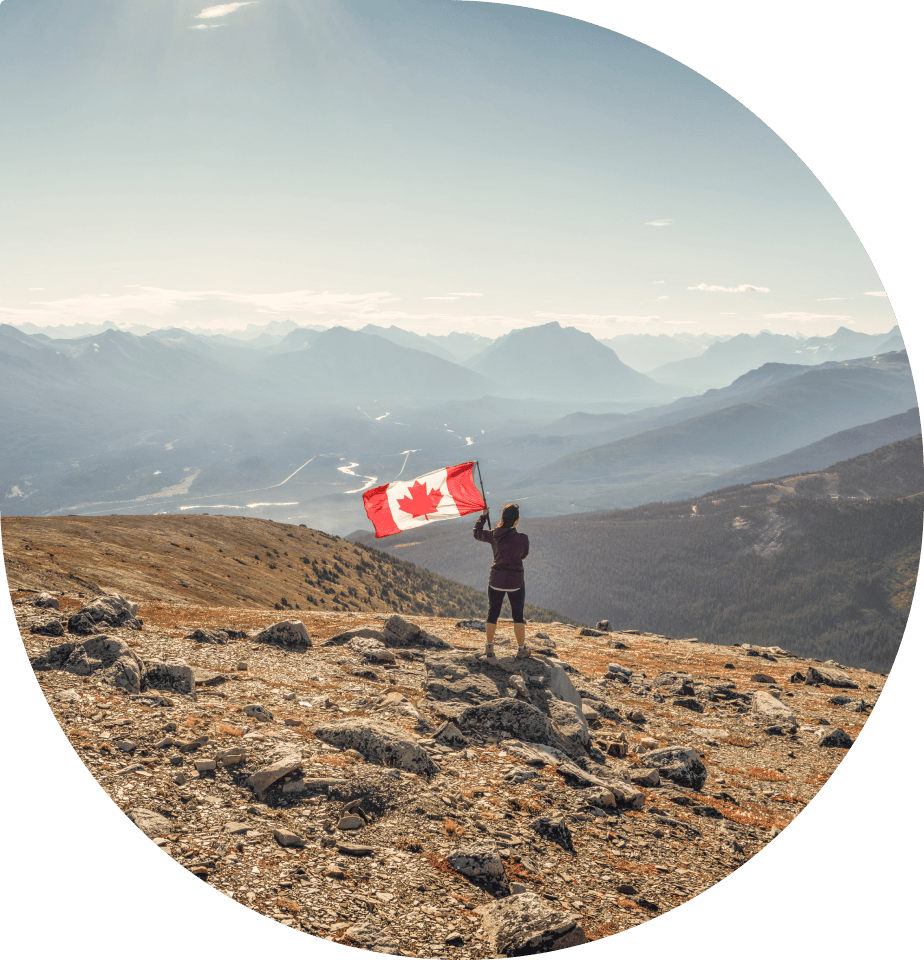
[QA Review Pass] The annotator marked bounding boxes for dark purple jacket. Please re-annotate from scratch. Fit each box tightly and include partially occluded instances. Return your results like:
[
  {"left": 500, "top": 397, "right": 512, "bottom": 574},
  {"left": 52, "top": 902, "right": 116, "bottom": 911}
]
[{"left": 474, "top": 514, "right": 529, "bottom": 590}]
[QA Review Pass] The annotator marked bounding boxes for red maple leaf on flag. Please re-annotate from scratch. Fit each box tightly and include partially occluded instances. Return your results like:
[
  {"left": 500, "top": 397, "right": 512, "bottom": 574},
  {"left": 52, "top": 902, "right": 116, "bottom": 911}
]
[{"left": 397, "top": 481, "right": 444, "bottom": 518}]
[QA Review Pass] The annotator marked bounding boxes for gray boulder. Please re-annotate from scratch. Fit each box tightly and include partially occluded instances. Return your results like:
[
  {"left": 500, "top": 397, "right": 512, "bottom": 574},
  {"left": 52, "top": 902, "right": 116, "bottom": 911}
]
[
  {"left": 751, "top": 690, "right": 797, "bottom": 723},
  {"left": 127, "top": 808, "right": 170, "bottom": 837},
  {"left": 246, "top": 753, "right": 303, "bottom": 795},
  {"left": 311, "top": 719, "right": 438, "bottom": 776},
  {"left": 67, "top": 594, "right": 142, "bottom": 634},
  {"left": 529, "top": 817, "right": 574, "bottom": 851},
  {"left": 818, "top": 727, "right": 853, "bottom": 749},
  {"left": 382, "top": 614, "right": 450, "bottom": 649},
  {"left": 33, "top": 592, "right": 60, "bottom": 610},
  {"left": 143, "top": 658, "right": 195, "bottom": 696},
  {"left": 31, "top": 620, "right": 64, "bottom": 637},
  {"left": 448, "top": 846, "right": 506, "bottom": 880},
  {"left": 433, "top": 721, "right": 469, "bottom": 749},
  {"left": 643, "top": 745, "right": 708, "bottom": 791},
  {"left": 244, "top": 704, "right": 274, "bottom": 723},
  {"left": 456, "top": 619, "right": 486, "bottom": 631},
  {"left": 595, "top": 620, "right": 611, "bottom": 632},
  {"left": 480, "top": 892, "right": 586, "bottom": 956},
  {"left": 30, "top": 635, "right": 143, "bottom": 694},
  {"left": 806, "top": 665, "right": 859, "bottom": 689},
  {"left": 425, "top": 651, "right": 589, "bottom": 759},
  {"left": 187, "top": 628, "right": 228, "bottom": 644},
  {"left": 252, "top": 620, "right": 311, "bottom": 650}
]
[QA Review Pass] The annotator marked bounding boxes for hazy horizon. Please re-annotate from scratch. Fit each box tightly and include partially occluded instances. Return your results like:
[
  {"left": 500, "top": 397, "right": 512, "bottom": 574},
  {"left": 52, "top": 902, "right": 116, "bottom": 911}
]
[{"left": 0, "top": 0, "right": 897, "bottom": 341}]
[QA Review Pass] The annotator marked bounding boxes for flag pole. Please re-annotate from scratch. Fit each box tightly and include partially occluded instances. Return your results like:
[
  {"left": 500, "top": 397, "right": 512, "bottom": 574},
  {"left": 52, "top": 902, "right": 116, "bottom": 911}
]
[{"left": 474, "top": 460, "right": 491, "bottom": 529}]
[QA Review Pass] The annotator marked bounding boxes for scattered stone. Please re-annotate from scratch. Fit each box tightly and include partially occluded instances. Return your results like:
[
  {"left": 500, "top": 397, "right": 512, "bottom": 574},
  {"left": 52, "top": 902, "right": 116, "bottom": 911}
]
[
  {"left": 673, "top": 697, "right": 704, "bottom": 713},
  {"left": 504, "top": 766, "right": 539, "bottom": 784},
  {"left": 817, "top": 727, "right": 853, "bottom": 749},
  {"left": 448, "top": 846, "right": 506, "bottom": 880},
  {"left": 629, "top": 768, "right": 660, "bottom": 787},
  {"left": 790, "top": 671, "right": 806, "bottom": 683},
  {"left": 244, "top": 704, "right": 273, "bottom": 723},
  {"left": 252, "top": 619, "right": 312, "bottom": 650},
  {"left": 187, "top": 628, "right": 228, "bottom": 644},
  {"left": 456, "top": 620, "right": 486, "bottom": 631},
  {"left": 643, "top": 746, "right": 708, "bottom": 791},
  {"left": 237, "top": 661, "right": 248, "bottom": 671},
  {"left": 143, "top": 658, "right": 195, "bottom": 696},
  {"left": 750, "top": 673, "right": 776, "bottom": 684},
  {"left": 578, "top": 627, "right": 604, "bottom": 637},
  {"left": 338, "top": 815, "right": 364, "bottom": 831},
  {"left": 433, "top": 721, "right": 469, "bottom": 749},
  {"left": 529, "top": 817, "right": 573, "bottom": 851},
  {"left": 595, "top": 620, "right": 611, "bottom": 632},
  {"left": 628, "top": 709, "right": 646, "bottom": 724},
  {"left": 31, "top": 620, "right": 65, "bottom": 637},
  {"left": 127, "top": 808, "right": 170, "bottom": 837},
  {"left": 345, "top": 921, "right": 402, "bottom": 955},
  {"left": 751, "top": 690, "right": 797, "bottom": 723},
  {"left": 480, "top": 892, "right": 586, "bottom": 957},
  {"left": 194, "top": 758, "right": 217, "bottom": 773},
  {"left": 33, "top": 592, "right": 60, "bottom": 609},
  {"left": 336, "top": 842, "right": 376, "bottom": 856},
  {"left": 806, "top": 665, "right": 859, "bottom": 689},
  {"left": 311, "top": 719, "right": 438, "bottom": 776},
  {"left": 581, "top": 701, "right": 600, "bottom": 722},
  {"left": 246, "top": 753, "right": 303, "bottom": 795},
  {"left": 273, "top": 828, "right": 306, "bottom": 848}
]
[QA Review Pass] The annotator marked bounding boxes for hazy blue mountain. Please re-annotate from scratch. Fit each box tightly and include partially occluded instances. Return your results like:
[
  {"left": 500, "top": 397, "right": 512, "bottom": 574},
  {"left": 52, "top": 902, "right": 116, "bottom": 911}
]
[
  {"left": 649, "top": 326, "right": 899, "bottom": 392},
  {"left": 359, "top": 324, "right": 457, "bottom": 363},
  {"left": 599, "top": 332, "right": 717, "bottom": 372},
  {"left": 424, "top": 331, "right": 495, "bottom": 363},
  {"left": 269, "top": 326, "right": 492, "bottom": 403},
  {"left": 465, "top": 321, "right": 666, "bottom": 401},
  {"left": 268, "top": 327, "right": 323, "bottom": 353}
]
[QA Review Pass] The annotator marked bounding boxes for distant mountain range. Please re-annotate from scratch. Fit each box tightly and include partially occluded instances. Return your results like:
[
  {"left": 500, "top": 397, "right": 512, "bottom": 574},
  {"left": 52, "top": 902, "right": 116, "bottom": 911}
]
[
  {"left": 599, "top": 332, "right": 721, "bottom": 372},
  {"left": 648, "top": 326, "right": 903, "bottom": 391}
]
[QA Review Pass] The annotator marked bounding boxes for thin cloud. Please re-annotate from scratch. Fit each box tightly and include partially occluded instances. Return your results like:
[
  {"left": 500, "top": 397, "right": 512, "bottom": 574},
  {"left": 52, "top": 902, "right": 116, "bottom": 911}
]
[
  {"left": 196, "top": 3, "right": 256, "bottom": 19},
  {"left": 816, "top": 297, "right": 854, "bottom": 301},
  {"left": 190, "top": 24, "right": 222, "bottom": 30},
  {"left": 864, "top": 290, "right": 888, "bottom": 297},
  {"left": 688, "top": 283, "right": 770, "bottom": 293},
  {"left": 535, "top": 312, "right": 660, "bottom": 324},
  {"left": 645, "top": 219, "right": 673, "bottom": 227},
  {"left": 652, "top": 280, "right": 666, "bottom": 285},
  {"left": 422, "top": 296, "right": 458, "bottom": 301},
  {"left": 448, "top": 292, "right": 483, "bottom": 297},
  {"left": 655, "top": 296, "right": 669, "bottom": 300},
  {"left": 763, "top": 312, "right": 852, "bottom": 322},
  {"left": 422, "top": 292, "right": 483, "bottom": 301}
]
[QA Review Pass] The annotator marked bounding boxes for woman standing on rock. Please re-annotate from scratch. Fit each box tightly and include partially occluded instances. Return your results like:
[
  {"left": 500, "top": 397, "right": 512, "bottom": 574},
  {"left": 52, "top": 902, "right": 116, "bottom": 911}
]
[{"left": 473, "top": 503, "right": 530, "bottom": 659}]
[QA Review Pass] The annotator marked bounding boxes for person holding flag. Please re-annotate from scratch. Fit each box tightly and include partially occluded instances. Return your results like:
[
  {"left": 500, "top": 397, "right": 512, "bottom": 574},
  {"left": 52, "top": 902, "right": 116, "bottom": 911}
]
[{"left": 473, "top": 502, "right": 530, "bottom": 660}]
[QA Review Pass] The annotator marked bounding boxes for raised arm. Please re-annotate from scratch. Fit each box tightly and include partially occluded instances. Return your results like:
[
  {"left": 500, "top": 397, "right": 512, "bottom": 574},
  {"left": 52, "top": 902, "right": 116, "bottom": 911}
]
[{"left": 473, "top": 511, "right": 492, "bottom": 543}]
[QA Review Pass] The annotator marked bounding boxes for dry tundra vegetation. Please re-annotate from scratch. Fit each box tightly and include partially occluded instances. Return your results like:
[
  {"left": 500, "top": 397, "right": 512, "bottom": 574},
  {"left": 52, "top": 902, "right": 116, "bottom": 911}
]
[{"left": 3, "top": 514, "right": 887, "bottom": 957}]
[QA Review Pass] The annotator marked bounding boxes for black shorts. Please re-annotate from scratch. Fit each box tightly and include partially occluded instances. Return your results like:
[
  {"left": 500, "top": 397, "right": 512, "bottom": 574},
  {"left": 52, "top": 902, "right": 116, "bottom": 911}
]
[{"left": 486, "top": 587, "right": 525, "bottom": 624}]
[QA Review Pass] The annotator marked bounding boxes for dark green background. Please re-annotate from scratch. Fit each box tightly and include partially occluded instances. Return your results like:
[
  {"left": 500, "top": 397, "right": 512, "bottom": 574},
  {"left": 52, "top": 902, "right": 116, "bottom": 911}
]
[{"left": 0, "top": 0, "right": 924, "bottom": 960}]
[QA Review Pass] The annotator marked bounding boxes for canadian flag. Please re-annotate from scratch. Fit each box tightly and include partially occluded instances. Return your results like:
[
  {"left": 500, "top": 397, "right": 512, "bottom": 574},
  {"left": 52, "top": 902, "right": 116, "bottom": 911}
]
[{"left": 362, "top": 461, "right": 485, "bottom": 538}]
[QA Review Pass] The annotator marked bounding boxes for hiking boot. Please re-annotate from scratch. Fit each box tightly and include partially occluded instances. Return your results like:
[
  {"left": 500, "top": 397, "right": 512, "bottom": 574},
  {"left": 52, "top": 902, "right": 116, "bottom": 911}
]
[
  {"left": 515, "top": 644, "right": 531, "bottom": 660},
  {"left": 484, "top": 643, "right": 496, "bottom": 659}
]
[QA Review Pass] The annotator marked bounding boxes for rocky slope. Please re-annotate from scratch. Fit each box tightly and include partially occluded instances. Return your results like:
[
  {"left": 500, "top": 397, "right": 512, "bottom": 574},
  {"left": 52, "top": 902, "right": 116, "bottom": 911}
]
[{"left": 12, "top": 587, "right": 881, "bottom": 957}]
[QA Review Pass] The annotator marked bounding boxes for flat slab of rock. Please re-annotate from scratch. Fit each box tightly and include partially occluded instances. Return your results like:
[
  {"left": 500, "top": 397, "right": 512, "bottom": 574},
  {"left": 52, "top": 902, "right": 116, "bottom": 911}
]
[
  {"left": 337, "top": 842, "right": 376, "bottom": 856},
  {"left": 252, "top": 620, "right": 311, "bottom": 649},
  {"left": 127, "top": 808, "right": 170, "bottom": 837},
  {"left": 187, "top": 629, "right": 228, "bottom": 644},
  {"left": 806, "top": 665, "right": 859, "bottom": 689},
  {"left": 273, "top": 828, "right": 306, "bottom": 848},
  {"left": 311, "top": 719, "right": 438, "bottom": 776},
  {"left": 346, "top": 921, "right": 403, "bottom": 955},
  {"left": 751, "top": 690, "right": 797, "bottom": 723},
  {"left": 246, "top": 753, "right": 302, "bottom": 795},
  {"left": 555, "top": 761, "right": 645, "bottom": 809},
  {"left": 480, "top": 892, "right": 586, "bottom": 956}
]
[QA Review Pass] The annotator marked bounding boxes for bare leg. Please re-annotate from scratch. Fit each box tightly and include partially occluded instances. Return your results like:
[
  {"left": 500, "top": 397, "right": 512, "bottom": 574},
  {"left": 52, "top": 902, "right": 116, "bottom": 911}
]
[
  {"left": 514, "top": 623, "right": 526, "bottom": 646},
  {"left": 485, "top": 621, "right": 496, "bottom": 656}
]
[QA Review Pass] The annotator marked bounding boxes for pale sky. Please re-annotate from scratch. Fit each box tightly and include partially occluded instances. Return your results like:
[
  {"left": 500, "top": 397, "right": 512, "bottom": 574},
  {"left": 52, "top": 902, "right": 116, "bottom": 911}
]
[{"left": 0, "top": 0, "right": 896, "bottom": 338}]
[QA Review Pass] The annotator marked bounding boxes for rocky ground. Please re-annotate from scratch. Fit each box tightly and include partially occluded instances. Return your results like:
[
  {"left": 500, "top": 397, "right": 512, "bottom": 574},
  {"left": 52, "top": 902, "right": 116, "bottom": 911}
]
[{"left": 13, "top": 589, "right": 881, "bottom": 957}]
